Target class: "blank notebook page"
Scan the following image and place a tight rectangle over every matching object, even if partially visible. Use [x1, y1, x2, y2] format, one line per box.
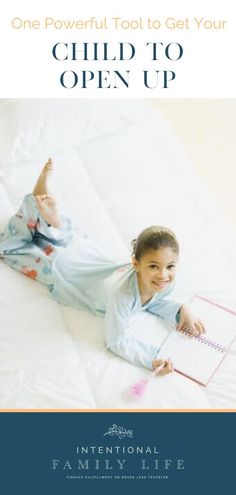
[158, 297, 236, 386]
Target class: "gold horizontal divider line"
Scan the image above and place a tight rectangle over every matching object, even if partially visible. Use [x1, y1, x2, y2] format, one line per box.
[0, 409, 236, 413]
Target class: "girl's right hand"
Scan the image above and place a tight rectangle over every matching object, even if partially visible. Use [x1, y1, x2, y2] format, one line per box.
[152, 359, 174, 375]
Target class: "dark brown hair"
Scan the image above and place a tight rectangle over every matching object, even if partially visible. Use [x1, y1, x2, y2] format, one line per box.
[131, 225, 179, 261]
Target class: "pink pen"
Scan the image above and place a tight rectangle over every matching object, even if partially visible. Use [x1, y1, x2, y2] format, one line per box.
[130, 361, 167, 398]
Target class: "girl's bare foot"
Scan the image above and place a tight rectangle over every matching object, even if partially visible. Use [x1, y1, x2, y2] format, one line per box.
[35, 194, 61, 228]
[33, 158, 53, 196]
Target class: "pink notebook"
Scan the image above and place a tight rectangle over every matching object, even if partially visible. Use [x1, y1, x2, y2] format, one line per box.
[158, 296, 236, 386]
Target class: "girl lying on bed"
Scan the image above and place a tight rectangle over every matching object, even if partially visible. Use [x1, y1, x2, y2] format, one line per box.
[0, 159, 205, 375]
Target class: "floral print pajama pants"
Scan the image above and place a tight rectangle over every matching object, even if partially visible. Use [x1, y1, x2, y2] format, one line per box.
[0, 194, 73, 291]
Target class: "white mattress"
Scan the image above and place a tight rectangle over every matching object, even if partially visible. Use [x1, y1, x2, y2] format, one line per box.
[0, 99, 236, 410]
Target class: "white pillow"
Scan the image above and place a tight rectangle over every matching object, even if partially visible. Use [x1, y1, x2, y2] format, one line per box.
[0, 99, 134, 179]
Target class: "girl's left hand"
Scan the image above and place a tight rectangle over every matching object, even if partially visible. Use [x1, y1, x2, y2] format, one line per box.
[177, 304, 206, 336]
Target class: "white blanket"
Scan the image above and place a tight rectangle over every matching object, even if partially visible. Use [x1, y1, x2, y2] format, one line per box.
[0, 99, 236, 409]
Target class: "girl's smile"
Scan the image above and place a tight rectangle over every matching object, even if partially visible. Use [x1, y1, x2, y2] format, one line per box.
[132, 247, 178, 302]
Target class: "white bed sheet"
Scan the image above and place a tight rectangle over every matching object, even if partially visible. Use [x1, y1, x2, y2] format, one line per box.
[0, 100, 236, 410]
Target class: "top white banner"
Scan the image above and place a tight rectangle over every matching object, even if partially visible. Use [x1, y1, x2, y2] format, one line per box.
[1, 0, 235, 98]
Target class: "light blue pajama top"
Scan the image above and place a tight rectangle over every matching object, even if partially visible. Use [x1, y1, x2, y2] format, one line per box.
[50, 235, 182, 370]
[1, 194, 185, 370]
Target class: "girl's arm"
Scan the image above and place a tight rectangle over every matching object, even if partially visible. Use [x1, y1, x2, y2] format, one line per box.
[147, 297, 182, 325]
[147, 298, 205, 336]
[105, 291, 164, 370]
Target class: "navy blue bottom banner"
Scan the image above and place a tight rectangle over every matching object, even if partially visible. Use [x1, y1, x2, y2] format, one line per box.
[0, 412, 235, 494]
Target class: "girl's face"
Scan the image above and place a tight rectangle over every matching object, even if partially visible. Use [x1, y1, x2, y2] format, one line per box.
[133, 247, 178, 296]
